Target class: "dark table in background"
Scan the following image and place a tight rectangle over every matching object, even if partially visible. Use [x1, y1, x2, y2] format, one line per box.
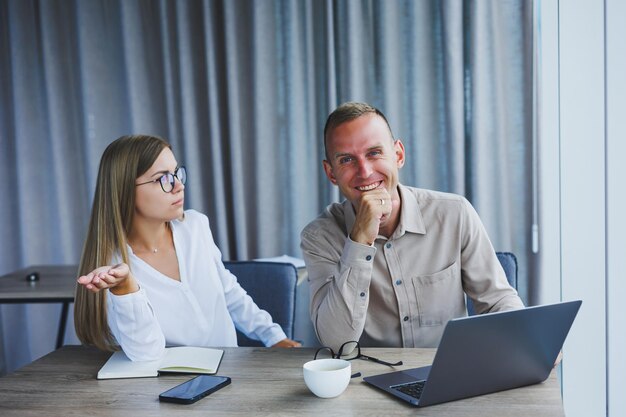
[0, 265, 77, 349]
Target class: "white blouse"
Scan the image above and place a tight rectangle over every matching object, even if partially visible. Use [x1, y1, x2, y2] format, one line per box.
[106, 209, 286, 361]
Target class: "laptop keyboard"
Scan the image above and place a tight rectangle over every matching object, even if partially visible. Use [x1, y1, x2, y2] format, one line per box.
[391, 380, 426, 400]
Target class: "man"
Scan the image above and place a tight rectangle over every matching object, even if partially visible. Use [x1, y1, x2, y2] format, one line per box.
[300, 102, 524, 351]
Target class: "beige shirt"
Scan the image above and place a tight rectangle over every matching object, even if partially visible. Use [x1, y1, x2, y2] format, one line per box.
[300, 185, 524, 351]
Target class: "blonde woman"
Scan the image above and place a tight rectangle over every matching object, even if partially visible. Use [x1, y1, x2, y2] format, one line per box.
[75, 135, 299, 361]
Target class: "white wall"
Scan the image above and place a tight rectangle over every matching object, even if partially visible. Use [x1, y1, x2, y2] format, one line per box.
[538, 1, 626, 416]
[605, 1, 626, 415]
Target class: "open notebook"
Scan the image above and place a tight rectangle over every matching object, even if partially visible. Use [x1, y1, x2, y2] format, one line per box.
[97, 346, 224, 380]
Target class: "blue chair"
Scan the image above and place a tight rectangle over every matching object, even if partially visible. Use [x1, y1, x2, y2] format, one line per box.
[223, 261, 297, 347]
[466, 252, 518, 316]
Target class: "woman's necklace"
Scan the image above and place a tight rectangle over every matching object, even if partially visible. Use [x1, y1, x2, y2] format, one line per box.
[131, 224, 170, 255]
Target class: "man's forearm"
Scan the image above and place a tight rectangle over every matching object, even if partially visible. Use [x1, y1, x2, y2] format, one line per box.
[311, 280, 369, 351]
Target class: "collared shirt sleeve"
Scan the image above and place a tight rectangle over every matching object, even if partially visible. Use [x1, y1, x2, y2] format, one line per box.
[458, 197, 525, 313]
[107, 287, 166, 361]
[301, 226, 377, 352]
[217, 258, 287, 347]
[201, 220, 287, 347]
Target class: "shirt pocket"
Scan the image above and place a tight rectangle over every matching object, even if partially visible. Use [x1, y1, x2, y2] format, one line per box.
[411, 261, 464, 327]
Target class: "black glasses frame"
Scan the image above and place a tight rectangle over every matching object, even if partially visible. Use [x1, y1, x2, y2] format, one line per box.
[313, 341, 403, 367]
[136, 166, 187, 193]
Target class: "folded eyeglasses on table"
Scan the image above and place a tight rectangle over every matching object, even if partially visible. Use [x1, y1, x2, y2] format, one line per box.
[314, 341, 403, 367]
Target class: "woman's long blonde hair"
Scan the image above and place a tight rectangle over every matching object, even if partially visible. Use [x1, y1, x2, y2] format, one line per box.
[74, 134, 170, 351]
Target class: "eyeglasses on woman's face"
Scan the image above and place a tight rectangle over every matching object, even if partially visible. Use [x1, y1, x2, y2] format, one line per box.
[135, 166, 187, 193]
[313, 341, 403, 367]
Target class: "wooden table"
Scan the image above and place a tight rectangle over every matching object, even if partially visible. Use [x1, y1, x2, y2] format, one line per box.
[0, 346, 565, 416]
[0, 265, 77, 348]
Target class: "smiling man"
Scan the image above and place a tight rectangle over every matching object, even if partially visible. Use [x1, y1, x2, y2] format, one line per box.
[300, 102, 524, 351]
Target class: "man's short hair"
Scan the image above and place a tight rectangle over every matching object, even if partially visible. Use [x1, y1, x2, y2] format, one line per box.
[323, 102, 394, 161]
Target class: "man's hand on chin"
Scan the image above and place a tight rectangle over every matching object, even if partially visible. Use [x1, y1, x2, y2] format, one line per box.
[350, 189, 391, 245]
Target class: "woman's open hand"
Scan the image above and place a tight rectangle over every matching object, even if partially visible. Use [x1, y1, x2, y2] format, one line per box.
[77, 263, 138, 295]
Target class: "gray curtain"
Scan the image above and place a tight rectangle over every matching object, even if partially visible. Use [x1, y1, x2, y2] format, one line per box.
[0, 0, 532, 375]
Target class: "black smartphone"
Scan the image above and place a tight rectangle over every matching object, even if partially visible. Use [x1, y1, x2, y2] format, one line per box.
[158, 375, 231, 404]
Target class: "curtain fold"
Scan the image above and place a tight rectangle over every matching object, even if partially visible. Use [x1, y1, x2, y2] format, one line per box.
[0, 0, 532, 374]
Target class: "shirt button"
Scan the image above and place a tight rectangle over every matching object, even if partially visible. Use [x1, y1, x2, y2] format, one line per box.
[403, 316, 409, 322]
[366, 255, 372, 261]
[360, 292, 366, 297]
[386, 243, 392, 249]
[395, 280, 402, 286]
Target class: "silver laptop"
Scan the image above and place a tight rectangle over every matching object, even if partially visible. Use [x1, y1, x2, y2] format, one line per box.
[363, 300, 582, 407]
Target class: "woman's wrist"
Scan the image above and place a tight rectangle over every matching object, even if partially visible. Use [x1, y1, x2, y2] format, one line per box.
[110, 274, 139, 295]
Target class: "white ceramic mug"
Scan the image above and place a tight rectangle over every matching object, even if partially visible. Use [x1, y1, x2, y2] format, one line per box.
[302, 358, 351, 398]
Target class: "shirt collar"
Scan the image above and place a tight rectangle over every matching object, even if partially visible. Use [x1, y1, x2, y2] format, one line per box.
[396, 184, 426, 236]
[342, 184, 426, 240]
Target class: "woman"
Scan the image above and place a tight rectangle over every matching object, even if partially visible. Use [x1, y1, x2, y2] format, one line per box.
[74, 134, 299, 361]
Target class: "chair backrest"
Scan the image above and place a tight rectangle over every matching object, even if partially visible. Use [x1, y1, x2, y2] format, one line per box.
[466, 252, 518, 316]
[223, 261, 297, 347]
